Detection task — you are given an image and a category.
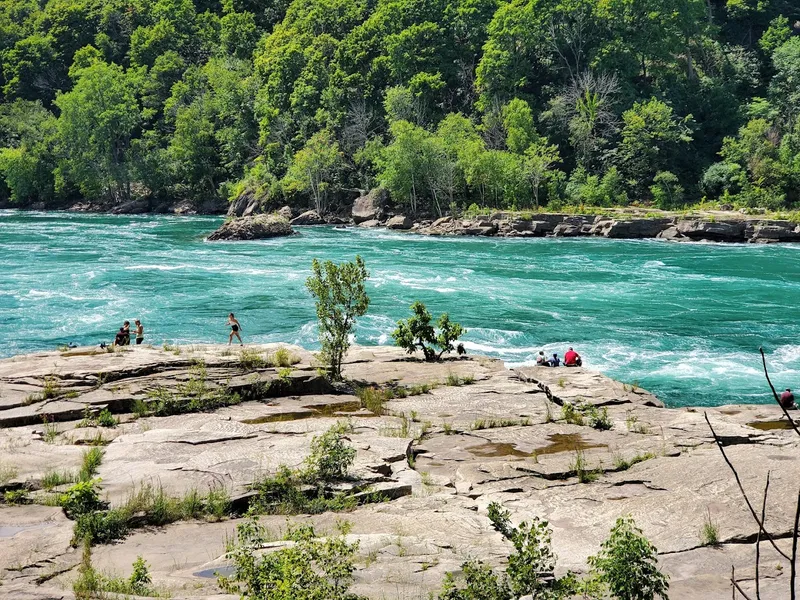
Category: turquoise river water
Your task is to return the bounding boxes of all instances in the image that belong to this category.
[1,210,799,407]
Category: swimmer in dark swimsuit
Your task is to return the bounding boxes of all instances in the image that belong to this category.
[228,313,242,346]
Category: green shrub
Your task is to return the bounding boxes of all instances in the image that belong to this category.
[306,256,370,380]
[239,348,266,370]
[438,560,512,600]
[486,502,576,598]
[220,519,365,600]
[304,423,356,482]
[96,409,118,428]
[392,301,465,361]
[271,347,296,367]
[588,515,669,600]
[356,386,387,414]
[561,403,584,425]
[60,480,104,518]
[3,489,30,505]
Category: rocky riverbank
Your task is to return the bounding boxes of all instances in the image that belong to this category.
[1,344,798,599]
[218,188,800,244]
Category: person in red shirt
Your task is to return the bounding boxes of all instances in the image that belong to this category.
[564,347,582,367]
[780,388,795,409]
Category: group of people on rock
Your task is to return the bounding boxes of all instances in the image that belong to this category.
[110,313,244,347]
[113,320,144,346]
[536,347,582,368]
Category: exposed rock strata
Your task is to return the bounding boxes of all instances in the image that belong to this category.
[1,345,798,599]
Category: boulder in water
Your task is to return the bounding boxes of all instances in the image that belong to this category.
[290,210,325,226]
[207,214,295,241]
[386,215,413,230]
[352,188,387,223]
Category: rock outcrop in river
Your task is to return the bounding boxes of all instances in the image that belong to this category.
[1,344,797,599]
[206,214,295,241]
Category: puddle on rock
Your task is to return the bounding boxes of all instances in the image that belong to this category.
[242,400,371,424]
[468,442,531,458]
[747,420,795,431]
[534,433,607,456]
[193,566,235,578]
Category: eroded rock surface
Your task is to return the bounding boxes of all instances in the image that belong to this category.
[1,345,798,599]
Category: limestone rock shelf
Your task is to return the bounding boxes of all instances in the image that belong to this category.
[0,344,797,599]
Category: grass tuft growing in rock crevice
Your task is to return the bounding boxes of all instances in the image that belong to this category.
[248,422,372,516]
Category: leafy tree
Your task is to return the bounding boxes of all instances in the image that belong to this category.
[649,171,684,209]
[55,59,140,202]
[305,256,370,380]
[616,99,693,197]
[283,129,343,214]
[392,301,464,361]
[524,141,560,208]
[587,515,669,600]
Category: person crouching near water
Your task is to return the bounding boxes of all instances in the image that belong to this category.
[780,388,796,410]
[564,347,582,367]
[114,321,130,346]
[134,319,144,345]
[227,313,243,346]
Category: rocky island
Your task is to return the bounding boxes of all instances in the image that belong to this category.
[1,344,796,599]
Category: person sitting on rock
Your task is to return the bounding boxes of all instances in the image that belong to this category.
[564,347,582,367]
[536,351,548,366]
[114,326,128,347]
[780,388,796,409]
[549,353,561,367]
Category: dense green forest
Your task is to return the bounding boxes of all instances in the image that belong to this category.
[0,0,798,214]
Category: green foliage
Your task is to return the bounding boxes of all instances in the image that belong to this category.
[3,489,30,505]
[79,447,104,482]
[0,0,797,213]
[304,423,356,481]
[143,365,242,416]
[439,560,512,600]
[249,423,362,515]
[393,301,465,361]
[220,518,366,599]
[588,516,669,600]
[305,256,370,380]
[486,502,576,598]
[60,480,104,518]
[699,509,719,547]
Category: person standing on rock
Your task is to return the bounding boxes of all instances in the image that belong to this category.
[134,320,144,345]
[228,313,243,346]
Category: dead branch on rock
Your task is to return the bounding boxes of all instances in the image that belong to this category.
[792,490,800,600]
[732,565,755,600]
[704,412,790,561]
[755,472,770,600]
[759,347,800,438]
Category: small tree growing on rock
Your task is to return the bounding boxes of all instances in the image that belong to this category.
[392,301,464,361]
[587,515,669,600]
[306,256,370,380]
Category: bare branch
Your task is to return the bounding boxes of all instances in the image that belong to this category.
[759,347,800,438]
[756,471,770,600]
[731,566,755,600]
[704,412,790,561]
[792,489,800,600]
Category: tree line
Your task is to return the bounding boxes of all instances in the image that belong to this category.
[0,0,798,213]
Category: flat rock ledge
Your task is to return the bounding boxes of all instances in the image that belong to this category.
[1,344,798,600]
[206,214,294,241]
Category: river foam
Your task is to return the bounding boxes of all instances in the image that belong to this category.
[1,211,799,407]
